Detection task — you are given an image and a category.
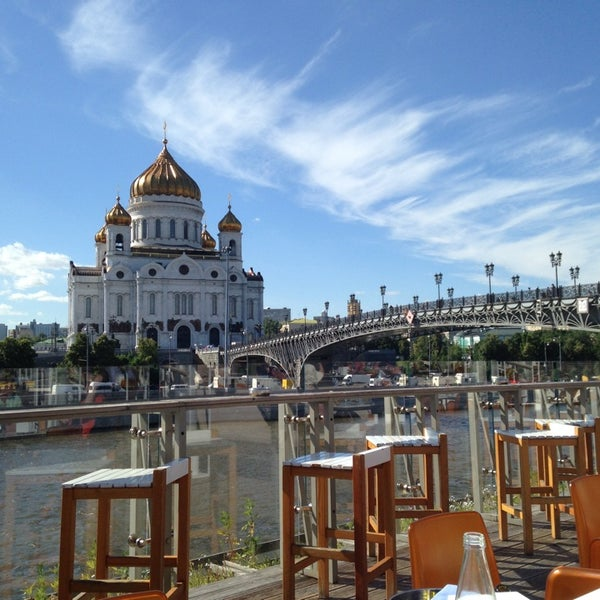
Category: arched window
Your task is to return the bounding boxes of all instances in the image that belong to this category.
[194,223,199,242]
[115,233,124,252]
[170,219,176,238]
[229,240,237,256]
[183,221,189,240]
[188,293,193,314]
[85,297,92,318]
[230,296,237,318]
[155,219,161,238]
[142,219,148,239]
[116,295,123,317]
[174,293,180,314]
[181,294,187,315]
[247,299,254,320]
[211,294,218,315]
[149,293,156,315]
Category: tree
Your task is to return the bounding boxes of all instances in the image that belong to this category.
[263,318,281,337]
[0,337,37,368]
[62,333,89,368]
[130,338,158,366]
[93,334,123,366]
[472,335,510,361]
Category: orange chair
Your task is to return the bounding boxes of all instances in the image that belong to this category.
[407,511,501,590]
[571,474,600,568]
[545,565,600,600]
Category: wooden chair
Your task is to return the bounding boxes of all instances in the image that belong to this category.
[571,474,600,568]
[58,458,190,600]
[281,446,397,599]
[545,565,600,600]
[407,511,502,590]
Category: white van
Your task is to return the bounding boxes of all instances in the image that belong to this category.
[50,384,85,405]
[88,382,122,394]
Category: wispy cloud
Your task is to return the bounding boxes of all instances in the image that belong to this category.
[559,76,595,95]
[59,0,148,71]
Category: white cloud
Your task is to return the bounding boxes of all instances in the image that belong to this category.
[59,0,148,71]
[0,243,68,291]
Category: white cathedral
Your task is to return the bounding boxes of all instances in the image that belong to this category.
[67,135,264,354]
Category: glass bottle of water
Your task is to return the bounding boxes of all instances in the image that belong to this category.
[455,531,496,599]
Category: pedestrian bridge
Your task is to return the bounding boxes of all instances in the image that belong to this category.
[197,282,600,387]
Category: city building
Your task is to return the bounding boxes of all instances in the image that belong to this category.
[67,134,264,353]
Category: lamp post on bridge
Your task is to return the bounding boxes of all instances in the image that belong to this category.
[324,301,329,327]
[485,263,494,302]
[549,251,562,294]
[380,285,387,316]
[570,266,580,293]
[413,295,419,310]
[303,307,307,332]
[512,275,520,299]
[434,273,443,308]
[447,287,454,307]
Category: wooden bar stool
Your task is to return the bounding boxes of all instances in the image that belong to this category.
[495,427,585,555]
[366,431,449,519]
[58,458,190,600]
[281,447,397,600]
[535,417,600,476]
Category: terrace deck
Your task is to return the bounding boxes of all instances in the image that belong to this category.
[190,511,579,600]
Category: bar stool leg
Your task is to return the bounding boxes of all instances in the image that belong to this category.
[316,476,330,597]
[58,488,76,600]
[96,496,110,580]
[495,434,509,542]
[519,442,534,555]
[282,464,296,600]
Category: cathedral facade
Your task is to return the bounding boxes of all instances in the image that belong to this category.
[67,136,264,354]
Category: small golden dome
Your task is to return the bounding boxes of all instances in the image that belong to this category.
[201,224,216,249]
[130,137,201,201]
[105,196,132,226]
[95,224,107,243]
[218,203,242,233]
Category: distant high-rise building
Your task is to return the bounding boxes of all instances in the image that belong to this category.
[68,134,264,352]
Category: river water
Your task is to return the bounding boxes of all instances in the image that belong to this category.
[0,405,493,599]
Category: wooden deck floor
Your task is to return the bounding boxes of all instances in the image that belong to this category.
[190,512,579,600]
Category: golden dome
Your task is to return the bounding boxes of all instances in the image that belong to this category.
[130,138,201,201]
[105,196,132,226]
[218,203,242,232]
[95,224,106,243]
[201,224,216,249]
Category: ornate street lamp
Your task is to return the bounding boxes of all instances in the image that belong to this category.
[324,301,329,327]
[303,307,307,332]
[413,295,419,310]
[512,275,520,298]
[485,263,494,300]
[570,266,580,290]
[380,285,387,316]
[549,251,562,292]
[447,287,454,307]
[434,273,443,307]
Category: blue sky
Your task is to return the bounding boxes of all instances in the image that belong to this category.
[1,0,599,330]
